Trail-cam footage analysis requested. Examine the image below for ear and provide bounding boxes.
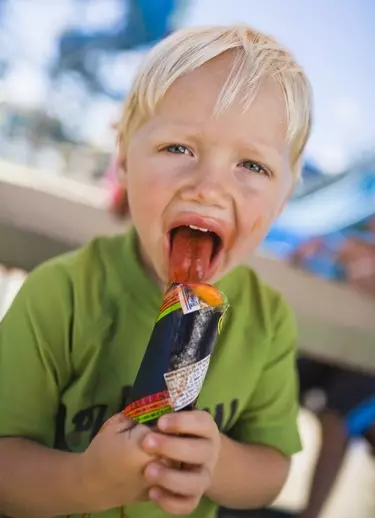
[117,132,128,187]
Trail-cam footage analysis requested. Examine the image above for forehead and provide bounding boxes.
[152,51,288,149]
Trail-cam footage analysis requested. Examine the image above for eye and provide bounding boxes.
[241,160,272,177]
[164,144,193,156]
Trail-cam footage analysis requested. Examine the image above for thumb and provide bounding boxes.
[99,412,136,435]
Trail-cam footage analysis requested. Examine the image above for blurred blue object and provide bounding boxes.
[276,167,375,238]
[262,162,375,280]
[346,395,375,438]
[51,0,177,98]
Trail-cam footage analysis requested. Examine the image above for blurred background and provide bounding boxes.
[0,1,374,517]
[1,0,375,289]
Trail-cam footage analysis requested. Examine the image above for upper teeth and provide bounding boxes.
[188,225,209,232]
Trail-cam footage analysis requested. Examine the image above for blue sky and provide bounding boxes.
[2,0,374,172]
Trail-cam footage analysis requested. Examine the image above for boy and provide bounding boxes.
[0,25,312,518]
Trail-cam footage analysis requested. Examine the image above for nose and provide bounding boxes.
[179,164,230,208]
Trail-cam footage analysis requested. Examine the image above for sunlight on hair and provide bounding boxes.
[120,25,313,179]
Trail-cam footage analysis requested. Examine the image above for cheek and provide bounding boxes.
[240,197,270,231]
[126,155,178,230]
[128,151,183,194]
[237,188,283,240]
[128,180,165,228]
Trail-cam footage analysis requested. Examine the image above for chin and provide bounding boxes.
[150,260,169,287]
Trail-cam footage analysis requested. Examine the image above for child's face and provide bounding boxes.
[122,52,293,283]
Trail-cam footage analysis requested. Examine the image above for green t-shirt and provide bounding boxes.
[0,228,301,518]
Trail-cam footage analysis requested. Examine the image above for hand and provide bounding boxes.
[141,410,221,515]
[78,412,154,512]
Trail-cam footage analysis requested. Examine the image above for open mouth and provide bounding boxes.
[169,225,223,266]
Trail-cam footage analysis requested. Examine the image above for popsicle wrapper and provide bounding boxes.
[123,282,229,424]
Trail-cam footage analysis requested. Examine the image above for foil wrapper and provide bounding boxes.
[123,282,228,425]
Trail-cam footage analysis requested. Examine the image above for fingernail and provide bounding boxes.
[158,416,170,431]
[149,487,161,500]
[144,434,157,450]
[147,464,160,479]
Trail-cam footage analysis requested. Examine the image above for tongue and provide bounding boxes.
[169,226,214,283]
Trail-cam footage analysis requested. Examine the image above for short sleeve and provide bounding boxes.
[230,298,301,457]
[0,263,73,446]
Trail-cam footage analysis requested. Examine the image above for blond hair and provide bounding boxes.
[119,25,312,178]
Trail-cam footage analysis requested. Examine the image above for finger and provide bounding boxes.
[158,410,216,438]
[99,412,135,434]
[142,432,213,465]
[144,462,211,496]
[100,413,153,451]
[149,487,201,515]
